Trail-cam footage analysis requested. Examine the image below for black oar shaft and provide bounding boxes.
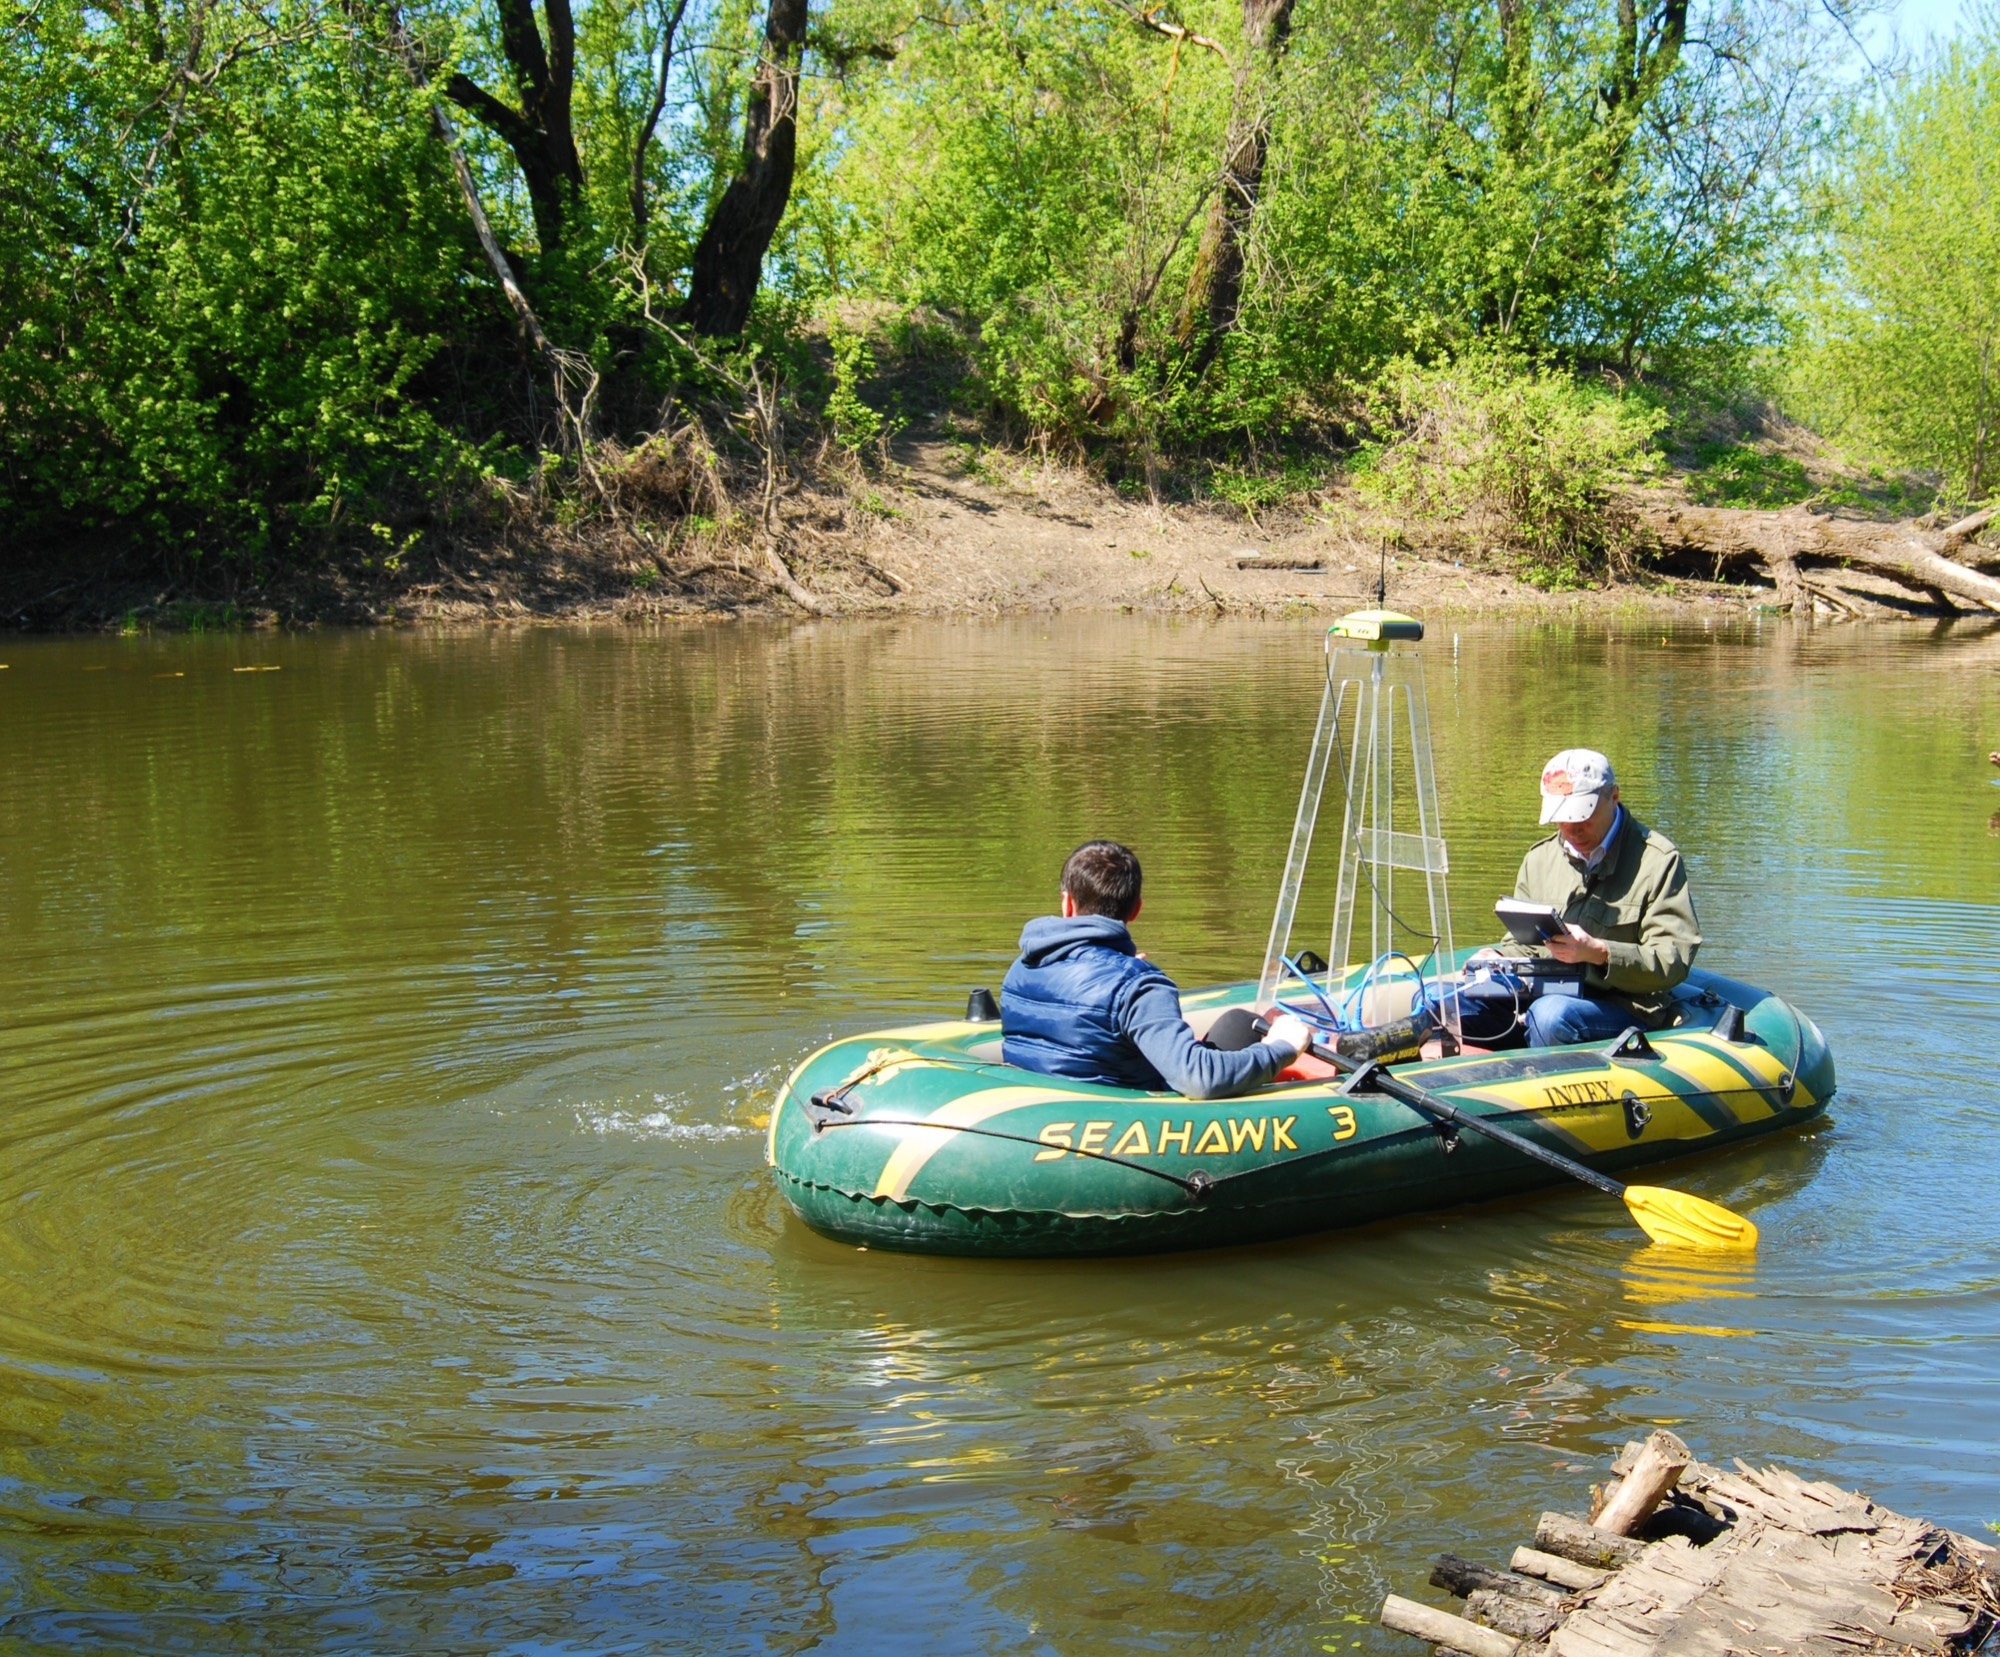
[1314,1045,1627,1200]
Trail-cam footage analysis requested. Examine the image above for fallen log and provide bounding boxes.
[1632,497,2000,615]
[1380,1594,1522,1657]
[1430,1554,1569,1606]
[1532,1511,1646,1570]
[1509,1546,1607,1591]
[1464,1588,1564,1642]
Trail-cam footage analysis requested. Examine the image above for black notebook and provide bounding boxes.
[1495,898,1566,946]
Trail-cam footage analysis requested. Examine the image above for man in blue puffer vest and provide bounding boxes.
[1001,841,1311,1099]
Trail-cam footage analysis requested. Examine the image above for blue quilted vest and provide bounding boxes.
[1001,914,1174,1090]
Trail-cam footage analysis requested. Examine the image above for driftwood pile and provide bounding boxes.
[1635,499,2000,618]
[1381,1431,2000,1657]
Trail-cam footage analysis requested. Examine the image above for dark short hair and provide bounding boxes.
[1062,840,1142,921]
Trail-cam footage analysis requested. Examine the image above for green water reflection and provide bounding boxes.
[1,617,1996,1653]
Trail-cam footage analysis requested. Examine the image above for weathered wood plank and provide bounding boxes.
[1389,1447,2000,1657]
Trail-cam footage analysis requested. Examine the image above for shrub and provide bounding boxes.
[825,324,888,457]
[1356,350,1668,584]
[1685,442,1815,508]
[1207,459,1326,524]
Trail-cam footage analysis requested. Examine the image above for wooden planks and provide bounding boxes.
[1379,1440,2000,1657]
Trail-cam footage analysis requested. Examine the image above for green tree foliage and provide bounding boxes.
[0,0,493,553]
[802,0,1232,440]
[819,0,1838,448]
[1789,28,2000,505]
[0,0,842,564]
[1356,347,1667,581]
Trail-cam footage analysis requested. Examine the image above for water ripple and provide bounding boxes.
[2,619,1998,1653]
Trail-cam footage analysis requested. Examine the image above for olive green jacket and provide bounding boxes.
[1495,811,1702,1021]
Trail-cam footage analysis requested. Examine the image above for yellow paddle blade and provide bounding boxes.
[1623,1185,1759,1252]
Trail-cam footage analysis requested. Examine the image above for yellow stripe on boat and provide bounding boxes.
[1453,1070,1642,1155]
[1455,1065,1723,1154]
[872,1086,1094,1202]
[1655,1036,1790,1123]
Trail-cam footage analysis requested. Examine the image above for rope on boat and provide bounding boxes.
[806,1055,1212,1198]
[808,1053,992,1116]
[808,1116,1213,1200]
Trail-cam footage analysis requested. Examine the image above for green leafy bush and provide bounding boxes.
[1788,29,2000,505]
[0,0,498,561]
[1357,350,1668,583]
[825,324,888,455]
[1685,443,1814,508]
[1207,459,1325,523]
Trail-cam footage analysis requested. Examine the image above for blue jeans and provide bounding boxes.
[1448,975,1640,1050]
[1522,988,1643,1048]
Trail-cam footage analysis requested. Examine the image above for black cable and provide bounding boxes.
[1355,852,1440,963]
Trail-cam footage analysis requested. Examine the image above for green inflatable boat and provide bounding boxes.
[767,612,1834,1257]
[766,961,1832,1257]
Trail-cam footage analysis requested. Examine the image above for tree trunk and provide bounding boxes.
[376,0,551,354]
[443,0,584,254]
[680,0,809,338]
[1635,499,2000,615]
[1597,0,1688,167]
[1176,0,1295,373]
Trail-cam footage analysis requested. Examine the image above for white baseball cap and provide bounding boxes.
[1539,749,1616,824]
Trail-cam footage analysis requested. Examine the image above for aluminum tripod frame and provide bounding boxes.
[1257,632,1456,1038]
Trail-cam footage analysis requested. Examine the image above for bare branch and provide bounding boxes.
[808,29,898,73]
[1121,2,1230,66]
[630,0,693,239]
[379,3,551,358]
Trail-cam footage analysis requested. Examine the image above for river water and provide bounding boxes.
[1,617,1996,1654]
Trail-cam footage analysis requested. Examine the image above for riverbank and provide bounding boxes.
[0,443,1761,633]
[9,410,1968,632]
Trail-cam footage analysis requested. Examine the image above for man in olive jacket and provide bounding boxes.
[1460,749,1702,1048]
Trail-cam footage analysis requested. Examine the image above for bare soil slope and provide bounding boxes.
[777,439,1739,623]
[26,403,1974,631]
